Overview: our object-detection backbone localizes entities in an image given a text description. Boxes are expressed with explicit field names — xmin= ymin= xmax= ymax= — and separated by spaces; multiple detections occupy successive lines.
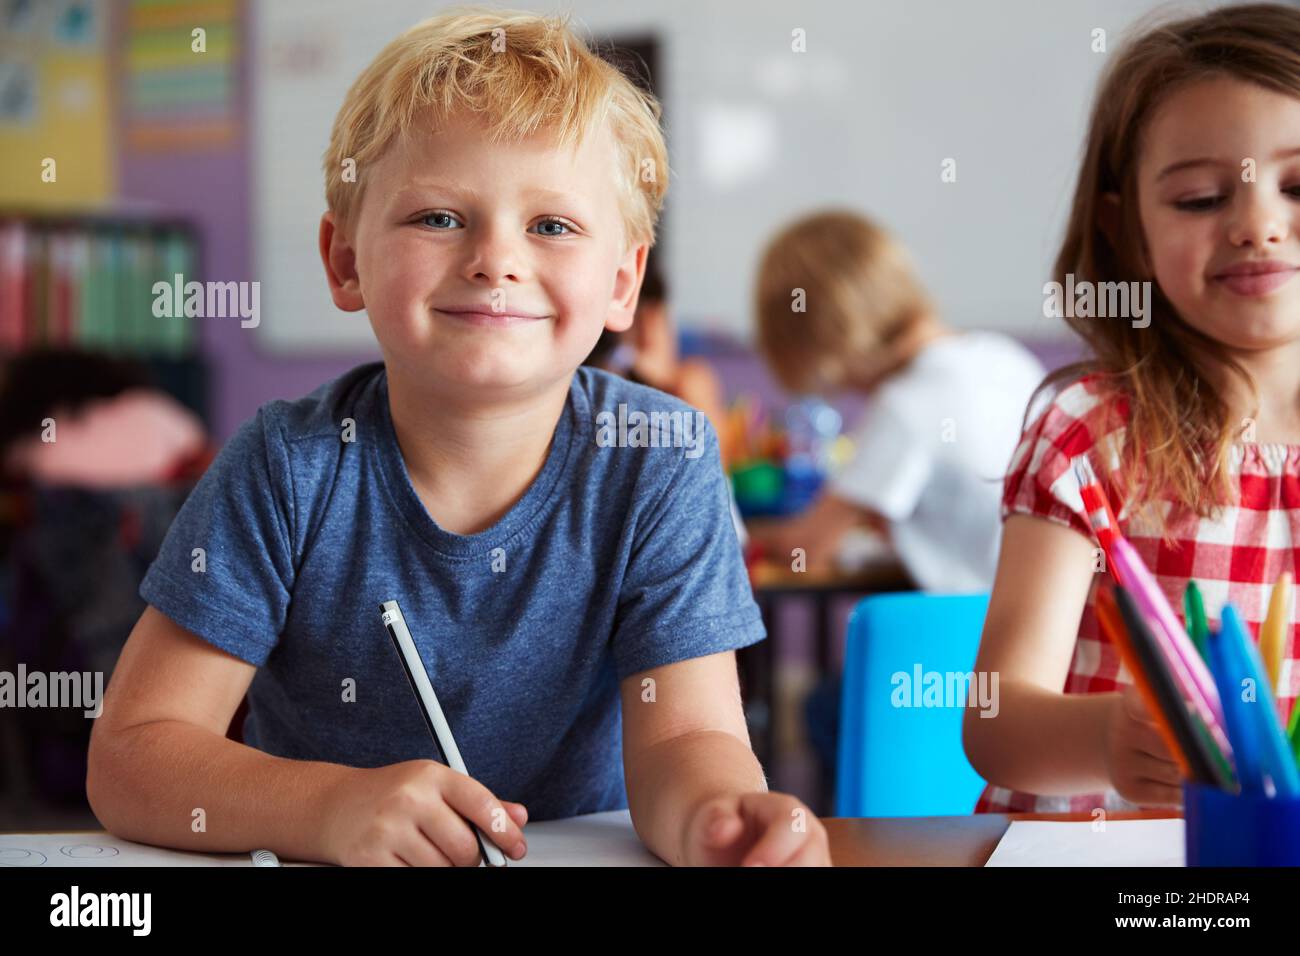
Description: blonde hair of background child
xmin=753 ymin=210 xmax=936 ymax=395
xmin=1038 ymin=2 xmax=1300 ymax=536
xmin=322 ymin=7 xmax=670 ymax=252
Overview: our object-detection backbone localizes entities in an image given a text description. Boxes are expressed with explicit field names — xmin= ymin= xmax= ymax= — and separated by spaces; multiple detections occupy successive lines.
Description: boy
xmin=749 ymin=210 xmax=1043 ymax=592
xmin=86 ymin=9 xmax=829 ymax=867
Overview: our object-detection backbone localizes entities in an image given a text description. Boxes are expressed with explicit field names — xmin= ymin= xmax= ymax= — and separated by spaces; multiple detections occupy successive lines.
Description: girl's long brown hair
xmin=1042 ymin=3 xmax=1300 ymax=536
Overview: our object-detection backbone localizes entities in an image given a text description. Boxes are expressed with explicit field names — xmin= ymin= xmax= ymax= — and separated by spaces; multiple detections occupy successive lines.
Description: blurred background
xmin=0 ymin=0 xmax=1244 ymax=830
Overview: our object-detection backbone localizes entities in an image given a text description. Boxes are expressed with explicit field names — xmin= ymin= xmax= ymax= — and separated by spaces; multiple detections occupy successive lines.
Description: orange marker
xmin=1095 ymin=586 xmax=1192 ymax=777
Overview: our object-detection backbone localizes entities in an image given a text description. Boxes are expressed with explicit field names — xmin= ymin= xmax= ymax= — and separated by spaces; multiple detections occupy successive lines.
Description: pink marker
xmin=1110 ymin=537 xmax=1229 ymax=752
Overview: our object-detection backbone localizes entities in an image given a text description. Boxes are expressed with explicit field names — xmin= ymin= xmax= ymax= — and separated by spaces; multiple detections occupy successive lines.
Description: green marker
xmin=1184 ymin=581 xmax=1209 ymax=663
xmin=1191 ymin=711 xmax=1236 ymax=792
xmin=1288 ymin=690 xmax=1300 ymax=767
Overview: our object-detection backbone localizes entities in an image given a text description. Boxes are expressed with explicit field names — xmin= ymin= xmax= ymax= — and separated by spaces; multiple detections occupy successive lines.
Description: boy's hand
xmin=320 ymin=760 xmax=528 ymax=866
xmin=681 ymin=792 xmax=831 ymax=866
xmin=1103 ymin=686 xmax=1184 ymax=808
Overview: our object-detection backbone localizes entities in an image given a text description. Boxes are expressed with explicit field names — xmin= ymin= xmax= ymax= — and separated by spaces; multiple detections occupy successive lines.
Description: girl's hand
xmin=1102 ymin=686 xmax=1184 ymax=808
xmin=681 ymin=792 xmax=831 ymax=866
xmin=319 ymin=760 xmax=528 ymax=866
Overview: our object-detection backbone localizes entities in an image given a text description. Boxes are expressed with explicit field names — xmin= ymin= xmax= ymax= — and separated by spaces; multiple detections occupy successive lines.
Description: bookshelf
xmin=0 ymin=210 xmax=209 ymax=422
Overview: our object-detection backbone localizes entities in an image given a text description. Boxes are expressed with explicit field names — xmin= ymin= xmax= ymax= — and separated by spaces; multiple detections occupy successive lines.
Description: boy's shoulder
xmin=572 ymin=364 xmax=722 ymax=486
xmin=574 ymin=364 xmax=716 ymax=437
xmin=208 ymin=361 xmax=384 ymax=510
xmin=229 ymin=361 xmax=722 ymax=508
xmin=907 ymin=330 xmax=1042 ymax=384
xmin=574 ymin=363 xmax=697 ymax=413
xmin=256 ymin=360 xmax=385 ymax=445
xmin=879 ymin=331 xmax=1036 ymax=394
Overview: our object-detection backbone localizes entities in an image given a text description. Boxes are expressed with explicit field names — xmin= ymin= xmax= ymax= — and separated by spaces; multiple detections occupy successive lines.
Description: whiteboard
xmin=252 ymin=0 xmax=1204 ymax=353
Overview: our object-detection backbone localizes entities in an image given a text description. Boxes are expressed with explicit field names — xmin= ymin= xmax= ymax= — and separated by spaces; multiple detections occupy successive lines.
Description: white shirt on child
xmin=829 ymin=331 xmax=1045 ymax=593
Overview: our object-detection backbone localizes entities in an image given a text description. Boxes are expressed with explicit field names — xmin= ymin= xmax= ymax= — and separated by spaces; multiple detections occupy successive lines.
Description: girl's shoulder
xmin=1001 ymin=371 xmax=1133 ymax=539
xmin=1019 ymin=371 xmax=1130 ymax=463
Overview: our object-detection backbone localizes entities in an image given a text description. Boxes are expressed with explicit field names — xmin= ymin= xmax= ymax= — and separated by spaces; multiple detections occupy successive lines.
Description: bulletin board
xmin=0 ymin=0 xmax=114 ymax=209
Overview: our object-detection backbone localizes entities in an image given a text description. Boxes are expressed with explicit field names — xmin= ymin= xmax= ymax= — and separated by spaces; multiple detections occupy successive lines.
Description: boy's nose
xmin=470 ymin=262 xmax=521 ymax=284
xmin=463 ymin=227 xmax=525 ymax=284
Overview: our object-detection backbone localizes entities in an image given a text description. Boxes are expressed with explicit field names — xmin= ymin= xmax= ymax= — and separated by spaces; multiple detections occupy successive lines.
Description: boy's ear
xmin=319 ymin=211 xmax=366 ymax=312
xmin=605 ymin=241 xmax=648 ymax=334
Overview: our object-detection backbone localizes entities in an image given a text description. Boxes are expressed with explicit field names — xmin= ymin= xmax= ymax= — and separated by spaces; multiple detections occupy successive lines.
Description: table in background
xmin=740 ymin=559 xmax=912 ymax=811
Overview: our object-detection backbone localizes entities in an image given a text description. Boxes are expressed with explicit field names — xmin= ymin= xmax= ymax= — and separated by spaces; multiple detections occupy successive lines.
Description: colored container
xmin=1184 ymin=781 xmax=1300 ymax=866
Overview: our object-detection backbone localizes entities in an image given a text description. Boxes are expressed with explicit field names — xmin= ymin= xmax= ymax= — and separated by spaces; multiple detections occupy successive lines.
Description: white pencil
xmin=380 ymin=600 xmax=508 ymax=867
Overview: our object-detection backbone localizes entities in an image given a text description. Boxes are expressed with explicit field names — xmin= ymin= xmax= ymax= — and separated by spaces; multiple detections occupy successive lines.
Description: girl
xmin=964 ymin=3 xmax=1300 ymax=812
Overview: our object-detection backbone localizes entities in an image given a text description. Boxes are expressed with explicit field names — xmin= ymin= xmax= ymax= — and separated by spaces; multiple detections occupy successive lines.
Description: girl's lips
xmin=1212 ymin=269 xmax=1298 ymax=297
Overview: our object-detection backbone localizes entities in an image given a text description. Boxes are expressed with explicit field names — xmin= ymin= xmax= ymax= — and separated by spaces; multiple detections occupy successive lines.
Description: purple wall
xmin=113 ymin=0 xmax=374 ymax=442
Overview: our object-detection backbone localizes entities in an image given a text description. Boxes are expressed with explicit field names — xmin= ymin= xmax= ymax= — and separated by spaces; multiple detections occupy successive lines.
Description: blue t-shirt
xmin=139 ymin=362 xmax=765 ymax=820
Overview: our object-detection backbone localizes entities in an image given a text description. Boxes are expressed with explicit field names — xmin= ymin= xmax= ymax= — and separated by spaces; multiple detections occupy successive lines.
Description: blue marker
xmin=1207 ymin=617 xmax=1264 ymax=794
xmin=1217 ymin=606 xmax=1300 ymax=797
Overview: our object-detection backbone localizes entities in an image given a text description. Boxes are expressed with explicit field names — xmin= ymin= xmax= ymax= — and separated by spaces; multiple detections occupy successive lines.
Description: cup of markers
xmin=1182 ymin=578 xmax=1300 ymax=866
xmin=1109 ymin=582 xmax=1300 ymax=864
xmin=1183 ymin=782 xmax=1300 ymax=866
xmin=1074 ymin=457 xmax=1300 ymax=865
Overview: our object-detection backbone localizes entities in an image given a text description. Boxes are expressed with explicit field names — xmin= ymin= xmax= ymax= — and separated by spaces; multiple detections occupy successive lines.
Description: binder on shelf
xmin=0 ymin=212 xmax=201 ymax=358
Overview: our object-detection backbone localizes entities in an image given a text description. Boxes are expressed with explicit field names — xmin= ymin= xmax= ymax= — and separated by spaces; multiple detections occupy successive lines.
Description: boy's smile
xmin=323 ymin=107 xmax=644 ymax=403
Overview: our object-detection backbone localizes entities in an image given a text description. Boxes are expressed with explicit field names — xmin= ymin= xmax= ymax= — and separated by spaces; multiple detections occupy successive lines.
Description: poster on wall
xmin=0 ymin=0 xmax=113 ymax=207
xmin=124 ymin=0 xmax=239 ymax=153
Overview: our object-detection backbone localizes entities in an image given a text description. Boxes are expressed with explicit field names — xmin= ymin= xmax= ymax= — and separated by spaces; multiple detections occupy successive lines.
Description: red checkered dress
xmin=975 ymin=374 xmax=1300 ymax=813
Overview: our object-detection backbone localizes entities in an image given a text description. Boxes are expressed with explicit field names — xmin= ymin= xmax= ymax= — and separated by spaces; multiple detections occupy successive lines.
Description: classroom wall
xmin=248 ymin=0 xmax=1228 ymax=354
xmin=110 ymin=0 xmax=1125 ymax=440
xmin=113 ymin=0 xmax=373 ymax=443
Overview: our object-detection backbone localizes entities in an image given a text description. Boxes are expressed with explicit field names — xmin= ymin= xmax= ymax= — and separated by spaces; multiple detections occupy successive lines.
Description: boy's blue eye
xmin=415 ymin=213 xmax=573 ymax=235
xmin=533 ymin=218 xmax=572 ymax=237
xmin=420 ymin=211 xmax=462 ymax=229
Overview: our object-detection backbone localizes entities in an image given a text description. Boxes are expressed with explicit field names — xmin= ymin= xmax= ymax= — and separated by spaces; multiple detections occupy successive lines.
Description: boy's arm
xmin=747 ymin=493 xmax=885 ymax=569
xmin=622 ymin=651 xmax=828 ymax=866
xmin=87 ymin=606 xmax=354 ymax=861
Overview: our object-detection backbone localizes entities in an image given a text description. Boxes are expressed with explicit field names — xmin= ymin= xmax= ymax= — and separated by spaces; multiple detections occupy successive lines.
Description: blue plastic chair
xmin=835 ymin=592 xmax=991 ymax=817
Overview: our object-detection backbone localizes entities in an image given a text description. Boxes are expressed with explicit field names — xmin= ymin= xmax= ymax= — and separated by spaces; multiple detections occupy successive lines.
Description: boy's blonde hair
xmin=322 ymin=8 xmax=669 ymax=251
xmin=754 ymin=210 xmax=934 ymax=394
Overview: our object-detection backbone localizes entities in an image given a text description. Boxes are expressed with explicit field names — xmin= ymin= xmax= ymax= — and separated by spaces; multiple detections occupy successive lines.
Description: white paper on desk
xmin=1 ymin=811 xmax=663 ymax=868
xmin=509 ymin=810 xmax=664 ymax=867
xmin=0 ymin=834 xmax=267 ymax=867
xmin=984 ymin=819 xmax=1184 ymax=867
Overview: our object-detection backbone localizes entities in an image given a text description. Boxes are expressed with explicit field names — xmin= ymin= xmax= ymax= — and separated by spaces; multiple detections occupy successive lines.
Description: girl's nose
xmin=1227 ymin=189 xmax=1291 ymax=248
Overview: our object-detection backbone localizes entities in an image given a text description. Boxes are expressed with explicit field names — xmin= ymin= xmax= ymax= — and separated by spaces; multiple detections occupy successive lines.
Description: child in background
xmin=584 ymin=258 xmax=747 ymax=545
xmin=748 ymin=210 xmax=1043 ymax=592
xmin=584 ymin=257 xmax=728 ymax=444
xmin=89 ymin=10 xmax=828 ymax=867
xmin=964 ymin=3 xmax=1300 ymax=813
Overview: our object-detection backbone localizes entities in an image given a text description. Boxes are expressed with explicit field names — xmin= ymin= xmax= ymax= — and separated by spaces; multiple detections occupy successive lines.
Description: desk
xmin=823 ymin=810 xmax=1181 ymax=866
xmin=3 ymin=810 xmax=1181 ymax=866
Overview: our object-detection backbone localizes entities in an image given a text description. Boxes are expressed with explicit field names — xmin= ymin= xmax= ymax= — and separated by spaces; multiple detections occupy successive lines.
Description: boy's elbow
xmin=85 ymin=729 xmax=114 ymax=828
xmin=85 ymin=723 xmax=131 ymax=835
